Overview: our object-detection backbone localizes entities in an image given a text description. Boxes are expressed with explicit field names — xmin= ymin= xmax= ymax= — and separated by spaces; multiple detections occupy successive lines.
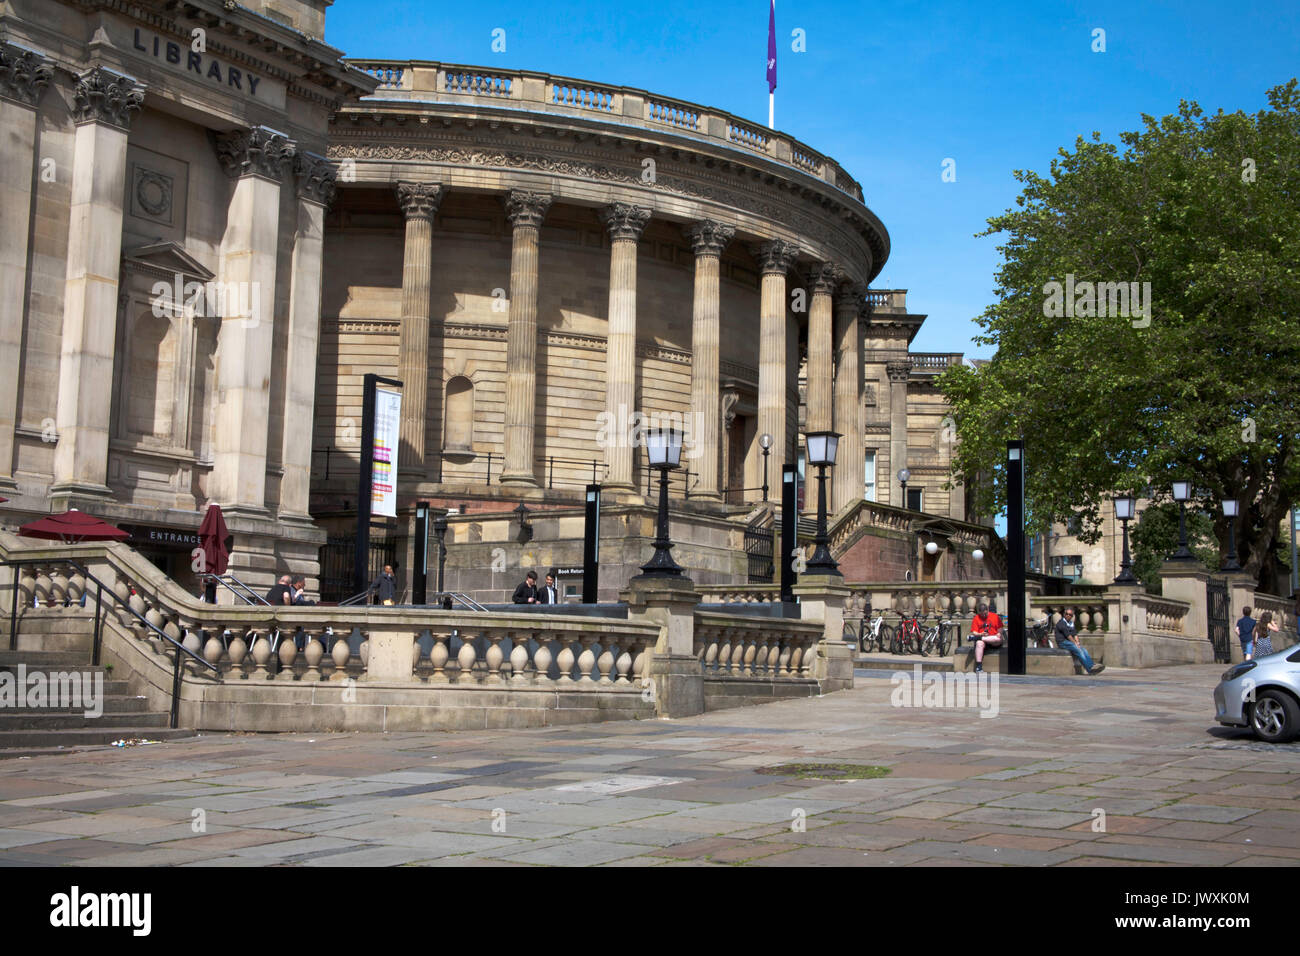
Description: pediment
xmin=122 ymin=240 xmax=215 ymax=283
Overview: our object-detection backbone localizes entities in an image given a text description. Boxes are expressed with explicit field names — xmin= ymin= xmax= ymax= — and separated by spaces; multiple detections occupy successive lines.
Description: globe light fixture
xmin=804 ymin=430 xmax=841 ymax=575
xmin=897 ymin=467 xmax=911 ymax=510
xmin=972 ymin=548 xmax=984 ymax=562
xmin=924 ymin=541 xmax=939 ymax=555
xmin=759 ymin=432 xmax=773 ymax=502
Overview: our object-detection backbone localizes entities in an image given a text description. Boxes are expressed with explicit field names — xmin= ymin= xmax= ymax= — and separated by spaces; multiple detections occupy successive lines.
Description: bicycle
xmin=920 ymin=618 xmax=959 ymax=657
xmin=892 ymin=612 xmax=923 ymax=655
xmin=1026 ymin=616 xmax=1054 ymax=648
xmin=861 ymin=610 xmax=895 ymax=653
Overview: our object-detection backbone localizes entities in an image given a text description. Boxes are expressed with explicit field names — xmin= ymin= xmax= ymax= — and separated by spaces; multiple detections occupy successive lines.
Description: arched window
xmin=444 ymin=376 xmax=474 ymax=452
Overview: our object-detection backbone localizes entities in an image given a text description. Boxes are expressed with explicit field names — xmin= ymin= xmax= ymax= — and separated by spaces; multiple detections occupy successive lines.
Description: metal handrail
xmin=441 ymin=592 xmax=488 ymax=612
xmin=3 ymin=558 xmax=218 ymax=729
xmin=201 ymin=573 xmax=270 ymax=606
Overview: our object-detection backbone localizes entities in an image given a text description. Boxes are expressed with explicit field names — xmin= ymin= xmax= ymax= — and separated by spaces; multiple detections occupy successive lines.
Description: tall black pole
xmin=762 ymin=447 xmax=770 ymax=502
xmin=1006 ymin=440 xmax=1026 ymax=675
xmin=805 ymin=464 xmax=840 ymax=576
xmin=413 ymin=502 xmax=429 ymax=605
xmin=433 ymin=517 xmax=448 ymax=593
xmin=1115 ymin=517 xmax=1137 ymax=583
xmin=780 ymin=465 xmax=797 ymax=602
xmin=582 ymin=484 xmax=601 ymax=603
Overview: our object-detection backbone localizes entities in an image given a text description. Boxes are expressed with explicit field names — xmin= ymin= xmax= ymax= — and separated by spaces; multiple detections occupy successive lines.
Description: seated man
xmin=1055 ymin=608 xmax=1105 ymax=675
xmin=969 ymin=603 xmax=1002 ymax=673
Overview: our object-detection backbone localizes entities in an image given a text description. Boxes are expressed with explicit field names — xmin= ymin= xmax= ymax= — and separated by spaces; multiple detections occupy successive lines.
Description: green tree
xmin=942 ymin=81 xmax=1300 ymax=591
xmin=1129 ymin=502 xmax=1220 ymax=592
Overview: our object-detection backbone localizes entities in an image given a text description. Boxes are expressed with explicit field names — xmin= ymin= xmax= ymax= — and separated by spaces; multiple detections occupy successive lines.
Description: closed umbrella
xmin=197 ymin=504 xmax=230 ymax=603
xmin=18 ymin=509 xmax=129 ymax=544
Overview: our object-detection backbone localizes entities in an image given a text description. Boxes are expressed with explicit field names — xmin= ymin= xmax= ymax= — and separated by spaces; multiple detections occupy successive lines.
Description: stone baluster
xmin=555 ymin=633 xmax=577 ymax=683
xmin=328 ymin=630 xmax=350 ymax=681
xmin=701 ymin=626 xmax=719 ymax=674
xmin=629 ymin=639 xmax=647 ymax=690
xmin=484 ymin=629 xmax=505 ymax=684
xmin=596 ymin=640 xmax=615 ymax=686
xmin=614 ymin=638 xmax=633 ymax=684
xmin=429 ymin=630 xmax=451 ymax=682
xmin=534 ymin=631 xmax=555 ymax=683
xmin=576 ymin=635 xmax=598 ymax=685
xmin=302 ymin=629 xmax=325 ymax=681
xmin=788 ymin=638 xmax=804 ymax=677
xmin=250 ymin=630 xmax=272 ymax=678
xmin=456 ymin=630 xmax=478 ymax=683
xmin=716 ymin=632 xmax=733 ymax=677
xmin=742 ymin=631 xmax=760 ymax=677
xmin=509 ymin=631 xmax=530 ymax=683
xmin=778 ymin=638 xmax=793 ymax=677
xmin=277 ymin=633 xmax=298 ymax=679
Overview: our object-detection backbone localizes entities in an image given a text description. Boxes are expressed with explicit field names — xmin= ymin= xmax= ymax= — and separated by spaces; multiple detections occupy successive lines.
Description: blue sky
xmin=325 ymin=0 xmax=1300 ymax=357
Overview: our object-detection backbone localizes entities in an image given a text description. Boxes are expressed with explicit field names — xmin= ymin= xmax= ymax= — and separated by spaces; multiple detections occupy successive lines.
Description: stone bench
xmin=953 ymin=643 xmax=1079 ymax=676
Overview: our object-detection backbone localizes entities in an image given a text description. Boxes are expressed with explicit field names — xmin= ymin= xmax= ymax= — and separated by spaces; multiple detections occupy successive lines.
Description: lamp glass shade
xmin=897 ymin=467 xmax=911 ymax=483
xmin=646 ymin=429 xmax=681 ymax=467
xmin=759 ymin=433 xmax=773 ymax=450
xmin=665 ymin=430 xmax=682 ymax=467
xmin=924 ymin=541 xmax=939 ymax=555
xmin=806 ymin=431 xmax=839 ymax=466
xmin=1114 ymin=496 xmax=1135 ymax=521
xmin=972 ymin=548 xmax=984 ymax=561
xmin=1222 ymin=499 xmax=1239 ymax=518
xmin=1172 ymin=480 xmax=1191 ymax=501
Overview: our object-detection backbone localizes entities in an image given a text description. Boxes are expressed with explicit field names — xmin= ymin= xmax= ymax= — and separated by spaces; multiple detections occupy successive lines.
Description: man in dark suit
xmin=538 ymin=570 xmax=560 ymax=605
xmin=512 ymin=571 xmax=539 ymax=604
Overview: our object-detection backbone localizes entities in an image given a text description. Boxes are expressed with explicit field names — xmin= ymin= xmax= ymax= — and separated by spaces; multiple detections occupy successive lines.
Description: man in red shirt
xmin=970 ymin=603 xmax=1003 ymax=673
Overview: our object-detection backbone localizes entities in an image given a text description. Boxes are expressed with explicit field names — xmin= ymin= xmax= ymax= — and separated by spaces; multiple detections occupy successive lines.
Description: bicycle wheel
xmin=889 ymin=629 xmax=904 ymax=655
xmin=937 ymin=626 xmax=953 ymax=657
xmin=877 ymin=622 xmax=894 ymax=654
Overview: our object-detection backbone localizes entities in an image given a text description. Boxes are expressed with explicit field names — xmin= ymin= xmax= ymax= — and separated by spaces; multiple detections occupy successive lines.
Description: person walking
xmin=1237 ymin=606 xmax=1257 ymax=661
xmin=1255 ymin=610 xmax=1280 ymax=657
xmin=512 ymin=571 xmax=539 ymax=604
xmin=1055 ymin=607 xmax=1105 ymax=675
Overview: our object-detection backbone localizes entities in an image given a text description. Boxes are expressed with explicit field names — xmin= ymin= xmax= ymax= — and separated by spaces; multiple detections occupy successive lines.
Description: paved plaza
xmin=0 ymin=665 xmax=1296 ymax=867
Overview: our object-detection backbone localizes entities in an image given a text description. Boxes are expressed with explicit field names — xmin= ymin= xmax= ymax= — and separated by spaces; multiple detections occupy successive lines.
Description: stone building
xmin=1 ymin=0 xmax=989 ymax=600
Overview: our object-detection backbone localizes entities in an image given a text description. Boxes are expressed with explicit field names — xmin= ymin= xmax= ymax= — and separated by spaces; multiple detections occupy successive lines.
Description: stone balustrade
xmin=1129 ymin=592 xmax=1190 ymax=636
xmin=1029 ymin=597 xmax=1110 ymax=633
xmin=346 ymin=59 xmax=865 ymax=202
xmin=694 ymin=611 xmax=820 ymax=679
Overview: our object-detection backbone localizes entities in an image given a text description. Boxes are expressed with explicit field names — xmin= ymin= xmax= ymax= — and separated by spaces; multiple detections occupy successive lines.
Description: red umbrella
xmin=197 ymin=504 xmax=230 ymax=576
xmin=18 ymin=509 xmax=129 ymax=544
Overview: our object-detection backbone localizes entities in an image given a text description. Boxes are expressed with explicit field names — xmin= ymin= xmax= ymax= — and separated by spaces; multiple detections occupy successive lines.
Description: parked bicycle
xmin=919 ymin=618 xmax=959 ymax=657
xmin=843 ymin=609 xmax=895 ymax=653
xmin=1026 ymin=616 xmax=1054 ymax=648
xmin=892 ymin=611 xmax=924 ymax=655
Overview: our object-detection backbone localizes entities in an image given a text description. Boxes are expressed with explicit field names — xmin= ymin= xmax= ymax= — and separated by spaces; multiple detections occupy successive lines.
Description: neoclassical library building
xmin=0 ymin=0 xmax=990 ymax=601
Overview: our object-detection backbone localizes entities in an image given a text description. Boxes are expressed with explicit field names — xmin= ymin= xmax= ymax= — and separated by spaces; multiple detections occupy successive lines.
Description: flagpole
xmin=769 ymin=92 xmax=774 ymax=129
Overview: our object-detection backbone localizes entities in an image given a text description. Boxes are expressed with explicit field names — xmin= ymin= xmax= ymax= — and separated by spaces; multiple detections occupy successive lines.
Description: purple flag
xmin=767 ymin=0 xmax=777 ymax=93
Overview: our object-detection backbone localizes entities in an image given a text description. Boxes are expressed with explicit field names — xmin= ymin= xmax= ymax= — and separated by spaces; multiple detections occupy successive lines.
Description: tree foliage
xmin=1129 ymin=502 xmax=1220 ymax=592
xmin=941 ymin=81 xmax=1300 ymax=590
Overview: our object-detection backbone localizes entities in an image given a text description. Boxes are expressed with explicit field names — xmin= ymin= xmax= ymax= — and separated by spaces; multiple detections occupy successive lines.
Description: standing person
xmin=370 ymin=564 xmax=397 ymax=605
xmin=538 ymin=570 xmax=560 ymax=605
xmin=969 ymin=603 xmax=1002 ymax=674
xmin=1237 ymin=606 xmax=1257 ymax=661
xmin=1255 ymin=610 xmax=1280 ymax=657
xmin=266 ymin=574 xmax=292 ymax=606
xmin=512 ymin=571 xmax=539 ymax=604
xmin=1055 ymin=607 xmax=1105 ymax=675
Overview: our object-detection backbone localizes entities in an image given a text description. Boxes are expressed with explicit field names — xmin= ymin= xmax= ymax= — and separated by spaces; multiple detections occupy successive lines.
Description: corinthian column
xmin=805 ymin=262 xmax=837 ymax=437
xmin=886 ymin=359 xmax=912 ymax=508
xmin=599 ymin=202 xmax=651 ymax=492
xmin=755 ymin=239 xmax=798 ymax=473
xmin=279 ymin=154 xmax=336 ymax=521
xmin=832 ymin=284 xmax=864 ymax=512
xmin=683 ymin=220 xmax=734 ymax=501
xmin=500 ymin=190 xmax=551 ymax=486
xmin=51 ymin=68 xmax=144 ymax=503
xmin=0 ymin=44 xmax=52 ymax=489
xmin=395 ymin=182 xmax=442 ymax=479
xmin=209 ymin=125 xmax=296 ymax=515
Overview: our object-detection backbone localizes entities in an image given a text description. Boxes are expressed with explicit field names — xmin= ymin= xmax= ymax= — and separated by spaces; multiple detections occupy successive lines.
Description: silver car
xmin=1214 ymin=646 xmax=1300 ymax=742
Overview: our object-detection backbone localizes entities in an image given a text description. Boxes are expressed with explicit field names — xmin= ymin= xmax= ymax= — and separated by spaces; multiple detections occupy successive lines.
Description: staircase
xmin=0 ymin=648 xmax=195 ymax=757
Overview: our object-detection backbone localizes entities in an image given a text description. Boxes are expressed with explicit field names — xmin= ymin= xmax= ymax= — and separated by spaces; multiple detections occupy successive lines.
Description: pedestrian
xmin=291 ymin=576 xmax=316 ymax=606
xmin=266 ymin=574 xmax=292 ymax=606
xmin=370 ymin=564 xmax=397 ymax=605
xmin=538 ymin=569 xmax=560 ymax=605
xmin=969 ymin=603 xmax=1003 ymax=674
xmin=512 ymin=571 xmax=539 ymax=604
xmin=1255 ymin=610 xmax=1279 ymax=657
xmin=1054 ymin=607 xmax=1105 ymax=675
xmin=1236 ymin=605 xmax=1257 ymax=661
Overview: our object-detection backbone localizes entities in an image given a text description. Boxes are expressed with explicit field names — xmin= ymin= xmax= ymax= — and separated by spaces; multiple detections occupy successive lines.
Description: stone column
xmin=395 ymin=182 xmax=442 ymax=478
xmin=209 ymin=126 xmax=296 ymax=515
xmin=599 ymin=202 xmax=651 ymax=492
xmin=886 ymin=359 xmax=912 ymax=508
xmin=500 ymin=190 xmax=551 ymax=486
xmin=832 ymin=283 xmax=864 ymax=513
xmin=0 ymin=45 xmax=52 ymax=489
xmin=278 ymin=154 xmax=336 ymax=521
xmin=805 ymin=263 xmax=837 ymax=436
xmin=755 ymin=240 xmax=798 ymax=471
xmin=683 ymin=220 xmax=734 ymax=500
xmin=51 ymin=68 xmax=144 ymax=503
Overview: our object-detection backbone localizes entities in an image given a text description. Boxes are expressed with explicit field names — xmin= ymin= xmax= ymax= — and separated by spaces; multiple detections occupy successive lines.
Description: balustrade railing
xmin=1029 ymin=596 xmax=1110 ymax=633
xmin=695 ymin=612 xmax=820 ymax=679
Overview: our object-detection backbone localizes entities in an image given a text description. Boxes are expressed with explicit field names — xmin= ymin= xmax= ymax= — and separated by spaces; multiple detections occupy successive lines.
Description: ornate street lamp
xmin=1113 ymin=495 xmax=1138 ymax=584
xmin=514 ymin=501 xmax=533 ymax=542
xmin=897 ymin=467 xmax=911 ymax=510
xmin=1170 ymin=480 xmax=1195 ymax=561
xmin=639 ymin=427 xmax=684 ymax=577
xmin=805 ymin=430 xmax=841 ymax=576
xmin=759 ymin=432 xmax=773 ymax=502
xmin=1220 ymin=498 xmax=1242 ymax=572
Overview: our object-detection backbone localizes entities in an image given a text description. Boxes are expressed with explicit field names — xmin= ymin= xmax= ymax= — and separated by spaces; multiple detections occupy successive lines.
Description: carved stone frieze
xmin=215 ymin=126 xmax=297 ymax=182
xmin=504 ymin=190 xmax=553 ymax=228
xmin=0 ymin=42 xmax=52 ymax=107
xmin=395 ymin=181 xmax=443 ymax=220
xmin=682 ymin=219 xmax=735 ymax=257
xmin=599 ymin=202 xmax=651 ymax=241
xmin=72 ymin=67 xmax=143 ymax=130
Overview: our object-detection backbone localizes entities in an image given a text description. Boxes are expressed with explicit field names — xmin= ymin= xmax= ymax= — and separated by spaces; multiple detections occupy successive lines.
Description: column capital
xmin=834 ymin=281 xmax=865 ymax=311
xmin=395 ymin=181 xmax=443 ymax=221
xmin=72 ymin=66 xmax=143 ymax=130
xmin=294 ymin=152 xmax=337 ymax=206
xmin=600 ymin=202 xmax=651 ymax=241
xmin=504 ymin=190 xmax=552 ymax=228
xmin=805 ymin=262 xmax=839 ymax=295
xmin=215 ymin=125 xmax=297 ymax=182
xmin=0 ymin=42 xmax=53 ymax=107
xmin=682 ymin=219 xmax=735 ymax=257
xmin=753 ymin=238 xmax=798 ymax=275
xmin=885 ymin=359 xmax=913 ymax=383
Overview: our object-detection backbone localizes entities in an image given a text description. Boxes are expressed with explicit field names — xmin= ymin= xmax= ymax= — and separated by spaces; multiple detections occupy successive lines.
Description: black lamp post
xmin=432 ymin=515 xmax=448 ymax=594
xmin=639 ymin=428 xmax=684 ymax=577
xmin=759 ymin=432 xmax=773 ymax=503
xmin=805 ymin=430 xmax=841 ymax=576
xmin=897 ymin=467 xmax=911 ymax=510
xmin=1220 ymin=498 xmax=1242 ymax=572
xmin=1170 ymin=480 xmax=1194 ymax=560
xmin=1113 ymin=495 xmax=1138 ymax=584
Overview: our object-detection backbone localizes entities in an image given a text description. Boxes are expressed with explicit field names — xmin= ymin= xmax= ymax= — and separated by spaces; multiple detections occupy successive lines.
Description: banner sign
xmin=371 ymin=385 xmax=401 ymax=517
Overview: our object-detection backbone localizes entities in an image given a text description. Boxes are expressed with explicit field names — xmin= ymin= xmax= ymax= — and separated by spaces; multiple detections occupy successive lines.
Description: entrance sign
xmin=371 ymin=385 xmax=401 ymax=518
